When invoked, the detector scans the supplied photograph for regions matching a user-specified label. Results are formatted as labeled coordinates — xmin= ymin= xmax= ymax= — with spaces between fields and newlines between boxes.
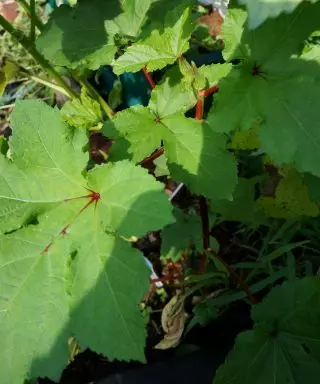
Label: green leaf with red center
xmin=111 ymin=81 xmax=238 ymax=201
xmin=0 ymin=100 xmax=174 ymax=383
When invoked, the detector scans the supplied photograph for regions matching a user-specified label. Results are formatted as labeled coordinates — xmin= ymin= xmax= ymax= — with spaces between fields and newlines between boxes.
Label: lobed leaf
xmin=0 ymin=101 xmax=174 ymax=383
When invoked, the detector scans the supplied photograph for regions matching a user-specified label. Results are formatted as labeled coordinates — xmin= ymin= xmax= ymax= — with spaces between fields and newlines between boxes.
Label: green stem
xmin=16 ymin=0 xmax=43 ymax=31
xmin=77 ymin=77 xmax=114 ymax=120
xmin=21 ymin=70 xmax=71 ymax=97
xmin=0 ymin=15 xmax=77 ymax=99
xmin=30 ymin=0 xmax=36 ymax=41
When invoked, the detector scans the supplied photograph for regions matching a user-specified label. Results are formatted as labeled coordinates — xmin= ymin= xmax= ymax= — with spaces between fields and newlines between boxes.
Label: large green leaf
xmin=208 ymin=3 xmax=320 ymax=177
xmin=0 ymin=100 xmax=174 ymax=383
xmin=239 ymin=0 xmax=320 ymax=29
xmin=0 ymin=205 xmax=74 ymax=384
xmin=0 ymin=101 xmax=88 ymax=234
xmin=36 ymin=0 xmax=120 ymax=69
xmin=214 ymin=277 xmax=320 ymax=384
xmin=113 ymin=4 xmax=194 ymax=74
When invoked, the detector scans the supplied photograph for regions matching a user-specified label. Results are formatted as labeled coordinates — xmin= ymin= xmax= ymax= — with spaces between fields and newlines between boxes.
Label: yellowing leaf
xmin=258 ymin=166 xmax=319 ymax=219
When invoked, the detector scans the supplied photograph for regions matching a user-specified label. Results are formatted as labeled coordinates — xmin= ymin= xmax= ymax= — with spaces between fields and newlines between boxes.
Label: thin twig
xmin=142 ymin=67 xmax=155 ymax=89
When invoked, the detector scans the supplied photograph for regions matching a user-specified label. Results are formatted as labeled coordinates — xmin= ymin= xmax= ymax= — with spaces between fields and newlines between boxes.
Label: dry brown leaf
xmin=154 ymin=293 xmax=188 ymax=350
xmin=0 ymin=0 xmax=18 ymax=22
xmin=197 ymin=10 xmax=224 ymax=37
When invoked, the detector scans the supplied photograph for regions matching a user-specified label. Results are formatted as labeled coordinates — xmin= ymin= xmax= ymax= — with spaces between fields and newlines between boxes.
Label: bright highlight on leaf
xmin=113 ymin=4 xmax=195 ymax=74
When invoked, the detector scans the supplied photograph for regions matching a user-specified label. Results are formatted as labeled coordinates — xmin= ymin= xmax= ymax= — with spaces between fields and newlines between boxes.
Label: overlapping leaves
xmin=108 ymin=73 xmax=238 ymax=200
xmin=0 ymin=101 xmax=174 ymax=384
xmin=36 ymin=0 xmax=152 ymax=70
xmin=208 ymin=2 xmax=320 ymax=178
xmin=113 ymin=2 xmax=195 ymax=74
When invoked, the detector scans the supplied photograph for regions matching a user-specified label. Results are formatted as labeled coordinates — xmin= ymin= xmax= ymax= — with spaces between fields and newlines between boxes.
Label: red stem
xmin=200 ymin=85 xmax=219 ymax=98
xmin=195 ymin=97 xmax=204 ymax=120
xmin=139 ymin=147 xmax=164 ymax=166
xmin=195 ymin=91 xmax=209 ymax=273
xmin=142 ymin=67 xmax=155 ymax=89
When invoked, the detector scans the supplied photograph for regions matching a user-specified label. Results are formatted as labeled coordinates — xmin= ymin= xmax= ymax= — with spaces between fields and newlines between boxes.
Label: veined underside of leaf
xmin=0 ymin=100 xmax=174 ymax=384
xmin=208 ymin=2 xmax=320 ymax=177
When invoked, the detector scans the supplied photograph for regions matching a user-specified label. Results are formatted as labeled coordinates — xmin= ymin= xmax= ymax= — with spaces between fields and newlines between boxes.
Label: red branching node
xmin=90 ymin=191 xmax=101 ymax=201
xmin=155 ymin=115 xmax=161 ymax=124
xmin=60 ymin=226 xmax=69 ymax=236
xmin=41 ymin=242 xmax=53 ymax=255
xmin=252 ymin=63 xmax=261 ymax=76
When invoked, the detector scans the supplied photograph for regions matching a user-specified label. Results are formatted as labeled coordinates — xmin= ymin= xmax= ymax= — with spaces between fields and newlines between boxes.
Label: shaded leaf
xmin=36 ymin=0 xmax=120 ymax=69
xmin=215 ymin=277 xmax=320 ymax=384
xmin=161 ymin=208 xmax=202 ymax=261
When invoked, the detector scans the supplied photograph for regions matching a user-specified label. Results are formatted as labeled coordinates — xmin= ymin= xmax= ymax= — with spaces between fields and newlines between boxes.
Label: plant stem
xmin=16 ymin=0 xmax=43 ymax=31
xmin=78 ymin=78 xmax=114 ymax=120
xmin=200 ymin=85 xmax=219 ymax=98
xmin=0 ymin=14 xmax=77 ymax=99
xmin=195 ymin=90 xmax=210 ymax=273
xmin=30 ymin=0 xmax=36 ymax=41
xmin=140 ymin=147 xmax=164 ymax=166
xmin=24 ymin=71 xmax=71 ymax=97
xmin=199 ymin=196 xmax=210 ymax=250
xmin=195 ymin=96 xmax=204 ymax=120
xmin=142 ymin=67 xmax=155 ymax=89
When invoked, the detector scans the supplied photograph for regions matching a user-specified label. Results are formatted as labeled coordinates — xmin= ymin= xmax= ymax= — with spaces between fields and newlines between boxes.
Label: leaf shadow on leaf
xmin=26 ymin=190 xmax=170 ymax=382
xmin=39 ymin=0 xmax=122 ymax=66
xmin=165 ymin=120 xmax=238 ymax=202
